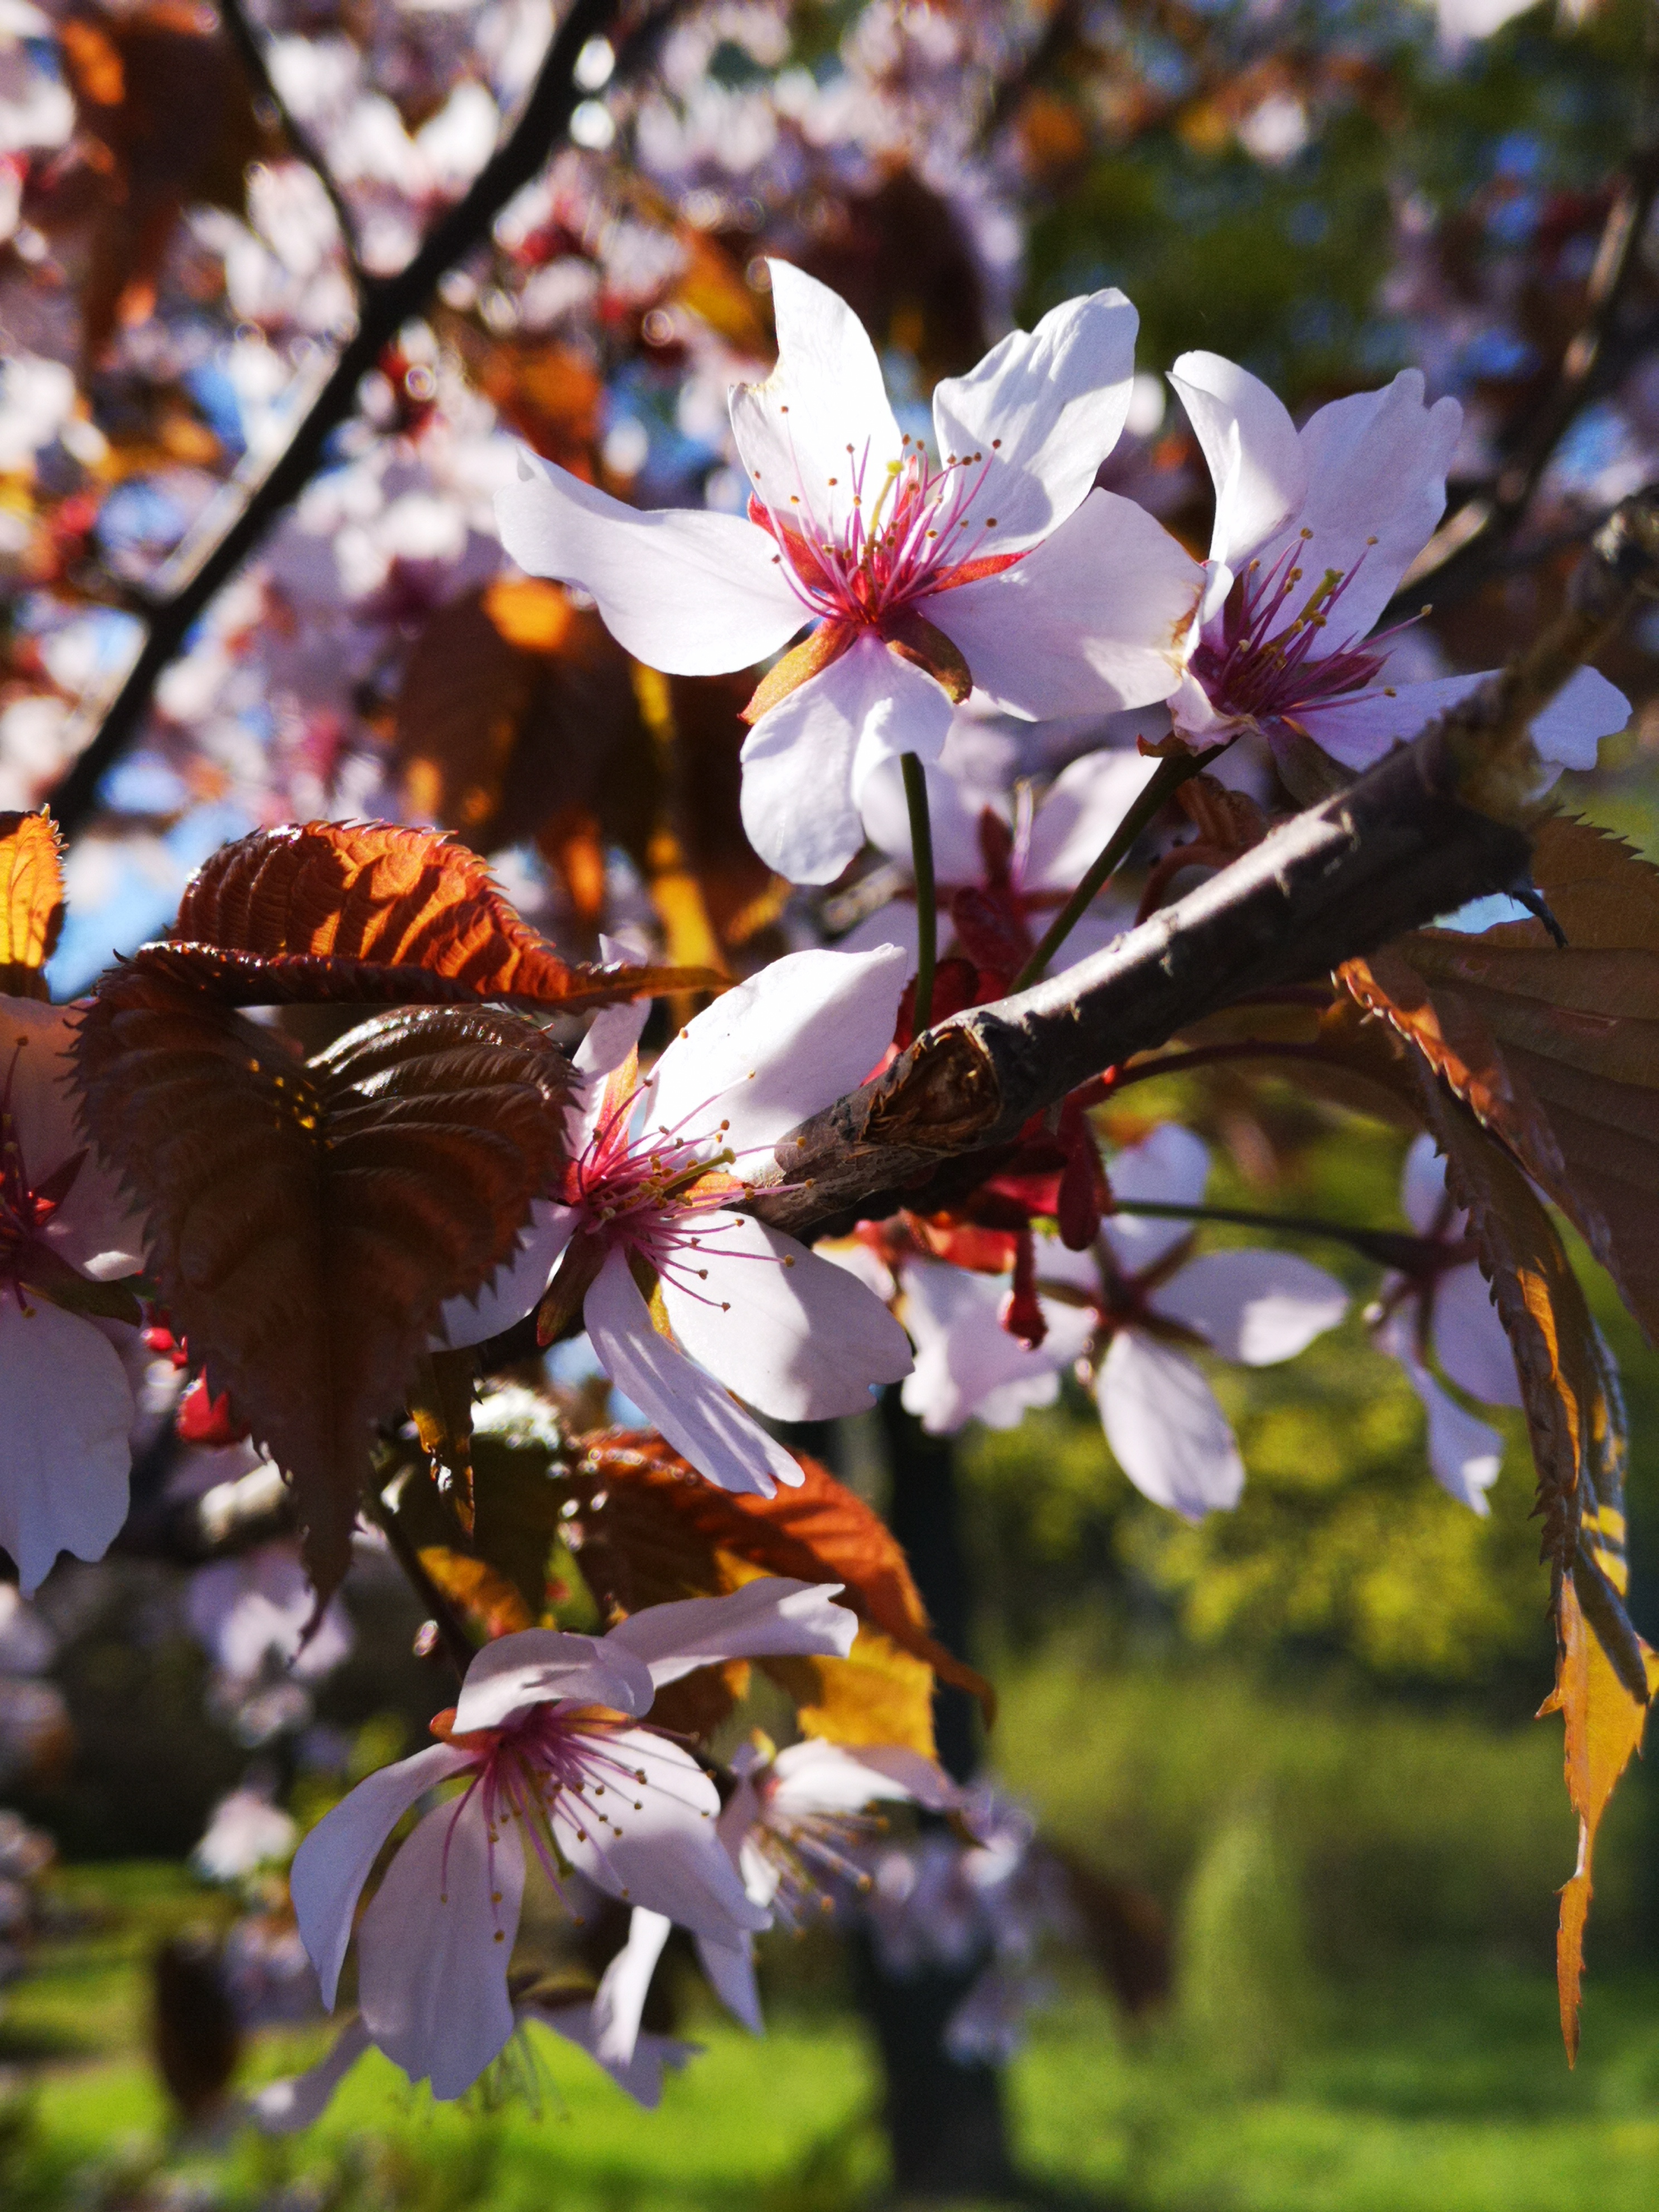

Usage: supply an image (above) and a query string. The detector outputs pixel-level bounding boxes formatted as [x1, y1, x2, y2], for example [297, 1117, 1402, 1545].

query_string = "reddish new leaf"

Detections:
[133, 821, 715, 1008]
[0, 811, 64, 998]
[1341, 817, 1659, 1342]
[74, 973, 573, 1599]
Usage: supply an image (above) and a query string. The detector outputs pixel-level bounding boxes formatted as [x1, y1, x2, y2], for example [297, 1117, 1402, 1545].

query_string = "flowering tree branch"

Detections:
[749, 487, 1659, 1242]
[45, 0, 630, 840]
[215, 0, 366, 279]
[1394, 29, 1659, 618]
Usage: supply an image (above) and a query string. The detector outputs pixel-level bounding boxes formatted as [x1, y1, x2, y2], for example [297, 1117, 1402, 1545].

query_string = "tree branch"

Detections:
[46, 0, 629, 840]
[1388, 27, 1659, 620]
[216, 0, 365, 277]
[747, 487, 1659, 1243]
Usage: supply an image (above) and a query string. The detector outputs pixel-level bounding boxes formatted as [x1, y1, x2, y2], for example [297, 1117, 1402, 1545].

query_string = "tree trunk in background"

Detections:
[859, 1391, 1017, 2201]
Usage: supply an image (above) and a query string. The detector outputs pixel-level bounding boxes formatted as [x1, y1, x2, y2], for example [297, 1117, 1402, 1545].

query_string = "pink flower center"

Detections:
[561, 1075, 788, 1316]
[751, 1777, 881, 1926]
[750, 432, 1015, 632]
[436, 1706, 671, 1933]
[1191, 533, 1398, 730]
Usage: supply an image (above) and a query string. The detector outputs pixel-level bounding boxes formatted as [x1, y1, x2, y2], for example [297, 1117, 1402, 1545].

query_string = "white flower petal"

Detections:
[593, 1906, 671, 2068]
[452, 1628, 654, 1734]
[932, 491, 1199, 718]
[648, 940, 907, 1161]
[1097, 1330, 1244, 1518]
[1432, 1262, 1522, 1409]
[930, 289, 1138, 552]
[696, 1929, 764, 2034]
[1023, 749, 1163, 892]
[0, 1299, 133, 1595]
[535, 1999, 700, 2108]
[1151, 1249, 1347, 1365]
[290, 1742, 474, 2009]
[1400, 1132, 1449, 1238]
[358, 1794, 524, 2100]
[770, 1739, 961, 1816]
[898, 1260, 1085, 1435]
[556, 1726, 769, 1939]
[438, 1200, 576, 1349]
[1529, 666, 1629, 769]
[662, 1215, 913, 1422]
[496, 459, 802, 675]
[857, 749, 1001, 886]
[250, 2016, 373, 2135]
[1169, 352, 1306, 573]
[583, 1249, 803, 1496]
[1377, 1311, 1503, 1512]
[1102, 1123, 1210, 1274]
[1301, 663, 1627, 775]
[729, 261, 903, 536]
[740, 634, 953, 884]
[1280, 370, 1461, 646]
[605, 1578, 856, 1687]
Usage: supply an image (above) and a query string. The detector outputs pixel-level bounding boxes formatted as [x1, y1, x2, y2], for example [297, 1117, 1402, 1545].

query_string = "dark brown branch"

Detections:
[748, 487, 1659, 1243]
[217, 0, 365, 276]
[1389, 31, 1659, 620]
[46, 0, 629, 840]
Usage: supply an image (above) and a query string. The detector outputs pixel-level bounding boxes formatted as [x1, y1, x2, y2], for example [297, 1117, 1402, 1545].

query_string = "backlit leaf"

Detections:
[418, 1547, 535, 1642]
[0, 811, 64, 998]
[132, 821, 714, 1008]
[74, 973, 573, 1600]
[1424, 1087, 1648, 2056]
[767, 1623, 940, 1757]
[573, 1432, 994, 1721]
[1341, 818, 1659, 1342]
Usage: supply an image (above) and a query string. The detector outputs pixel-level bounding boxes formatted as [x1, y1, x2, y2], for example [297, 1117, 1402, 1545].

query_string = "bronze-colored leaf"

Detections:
[132, 821, 715, 1008]
[574, 1432, 994, 1721]
[767, 1623, 940, 1757]
[0, 811, 64, 998]
[392, 586, 659, 879]
[418, 1546, 535, 1642]
[1423, 1088, 1650, 2055]
[1340, 817, 1659, 1341]
[74, 972, 573, 1599]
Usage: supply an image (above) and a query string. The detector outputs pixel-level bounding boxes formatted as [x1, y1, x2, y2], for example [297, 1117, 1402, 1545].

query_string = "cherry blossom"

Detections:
[900, 1125, 1348, 1519]
[1165, 352, 1629, 776]
[0, 998, 145, 1594]
[594, 1735, 967, 2060]
[1368, 1134, 1522, 1513]
[497, 263, 1201, 883]
[442, 945, 915, 1498]
[289, 1582, 856, 2100]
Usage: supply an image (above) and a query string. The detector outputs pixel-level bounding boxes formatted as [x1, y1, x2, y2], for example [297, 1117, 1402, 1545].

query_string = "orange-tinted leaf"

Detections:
[767, 1623, 939, 1757]
[138, 821, 714, 1008]
[576, 1432, 994, 1721]
[74, 976, 573, 1598]
[1341, 817, 1659, 1342]
[1540, 1578, 1659, 2059]
[418, 1547, 535, 1642]
[0, 811, 64, 998]
[1424, 1088, 1652, 2055]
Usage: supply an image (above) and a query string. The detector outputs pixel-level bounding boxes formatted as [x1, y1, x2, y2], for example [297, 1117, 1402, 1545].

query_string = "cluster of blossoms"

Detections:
[0, 206, 1610, 2124]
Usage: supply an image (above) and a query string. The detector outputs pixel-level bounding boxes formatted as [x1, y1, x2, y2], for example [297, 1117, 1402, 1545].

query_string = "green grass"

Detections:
[7, 1863, 1659, 2210]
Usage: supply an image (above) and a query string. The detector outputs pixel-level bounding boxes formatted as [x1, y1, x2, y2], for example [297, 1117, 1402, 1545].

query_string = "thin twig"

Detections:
[902, 751, 937, 1031]
[217, 0, 365, 277]
[47, 0, 629, 840]
[1011, 748, 1209, 991]
[1108, 1197, 1453, 1274]
[1390, 19, 1659, 620]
